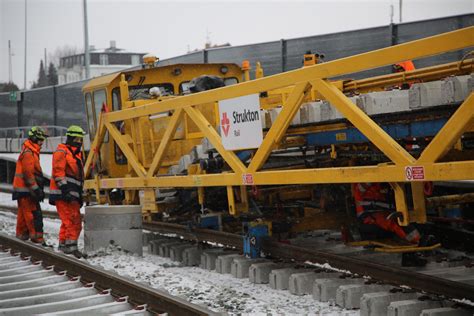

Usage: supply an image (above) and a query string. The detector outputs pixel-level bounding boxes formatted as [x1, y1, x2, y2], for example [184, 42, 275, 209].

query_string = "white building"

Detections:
[58, 41, 146, 85]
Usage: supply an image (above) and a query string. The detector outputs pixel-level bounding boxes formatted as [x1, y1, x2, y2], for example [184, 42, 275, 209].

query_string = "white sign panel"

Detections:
[218, 94, 263, 150]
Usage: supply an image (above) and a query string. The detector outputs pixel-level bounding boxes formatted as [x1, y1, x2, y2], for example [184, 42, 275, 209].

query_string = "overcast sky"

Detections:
[0, 0, 473, 89]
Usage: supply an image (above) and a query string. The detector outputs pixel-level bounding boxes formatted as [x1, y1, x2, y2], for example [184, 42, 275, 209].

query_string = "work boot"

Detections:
[401, 252, 427, 267]
[419, 234, 438, 247]
[41, 241, 53, 248]
[71, 249, 86, 259]
[58, 243, 66, 252]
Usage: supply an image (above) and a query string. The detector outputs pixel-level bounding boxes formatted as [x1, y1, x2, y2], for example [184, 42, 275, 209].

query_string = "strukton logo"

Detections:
[221, 112, 230, 137]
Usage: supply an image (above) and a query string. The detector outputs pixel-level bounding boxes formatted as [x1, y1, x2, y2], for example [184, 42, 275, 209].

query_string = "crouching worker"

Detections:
[13, 127, 48, 244]
[49, 125, 86, 258]
[352, 182, 431, 267]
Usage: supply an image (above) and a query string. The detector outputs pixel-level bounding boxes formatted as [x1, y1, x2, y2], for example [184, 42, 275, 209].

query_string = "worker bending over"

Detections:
[49, 125, 86, 258]
[12, 127, 48, 244]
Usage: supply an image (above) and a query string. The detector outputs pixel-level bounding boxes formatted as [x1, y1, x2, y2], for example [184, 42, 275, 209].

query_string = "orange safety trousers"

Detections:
[16, 197, 44, 242]
[362, 211, 420, 244]
[56, 200, 82, 244]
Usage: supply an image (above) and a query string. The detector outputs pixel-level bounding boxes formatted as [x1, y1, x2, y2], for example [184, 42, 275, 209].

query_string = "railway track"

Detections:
[0, 203, 473, 314]
[0, 232, 214, 315]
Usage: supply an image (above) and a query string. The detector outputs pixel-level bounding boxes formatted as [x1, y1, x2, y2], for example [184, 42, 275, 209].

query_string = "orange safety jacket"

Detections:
[395, 60, 415, 72]
[49, 143, 84, 204]
[352, 183, 392, 218]
[12, 140, 44, 200]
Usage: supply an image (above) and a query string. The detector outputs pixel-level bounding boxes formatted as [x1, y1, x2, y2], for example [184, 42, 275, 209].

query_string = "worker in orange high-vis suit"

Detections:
[393, 60, 416, 89]
[12, 127, 48, 244]
[49, 125, 86, 258]
[352, 182, 430, 267]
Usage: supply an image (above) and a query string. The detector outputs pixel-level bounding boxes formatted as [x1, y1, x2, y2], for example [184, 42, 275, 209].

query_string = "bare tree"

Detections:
[48, 45, 80, 67]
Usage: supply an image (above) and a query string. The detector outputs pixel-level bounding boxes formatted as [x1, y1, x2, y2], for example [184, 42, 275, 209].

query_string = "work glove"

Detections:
[386, 211, 404, 221]
[60, 185, 74, 202]
[32, 188, 45, 202]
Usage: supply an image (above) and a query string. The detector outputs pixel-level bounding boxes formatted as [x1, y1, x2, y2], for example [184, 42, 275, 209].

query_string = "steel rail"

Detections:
[0, 233, 215, 316]
[143, 221, 474, 301]
[1, 205, 473, 300]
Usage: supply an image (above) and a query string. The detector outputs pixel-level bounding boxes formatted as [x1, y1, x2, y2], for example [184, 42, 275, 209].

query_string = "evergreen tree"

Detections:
[47, 62, 58, 85]
[0, 82, 19, 92]
[37, 60, 48, 87]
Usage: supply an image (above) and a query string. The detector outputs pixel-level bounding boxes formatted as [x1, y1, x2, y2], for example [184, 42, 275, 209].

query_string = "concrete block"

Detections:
[321, 101, 343, 121]
[269, 107, 300, 127]
[178, 154, 192, 173]
[409, 81, 443, 109]
[182, 247, 202, 266]
[84, 205, 142, 255]
[167, 165, 179, 175]
[261, 110, 268, 129]
[357, 90, 410, 115]
[289, 272, 341, 296]
[158, 241, 183, 258]
[300, 101, 323, 124]
[169, 244, 194, 262]
[231, 257, 266, 279]
[200, 249, 227, 270]
[388, 299, 442, 316]
[441, 75, 471, 104]
[360, 291, 419, 316]
[249, 262, 286, 284]
[147, 238, 170, 255]
[215, 254, 241, 274]
[336, 284, 392, 309]
[269, 268, 308, 290]
[142, 232, 157, 246]
[420, 307, 472, 316]
[313, 278, 365, 302]
[468, 74, 474, 93]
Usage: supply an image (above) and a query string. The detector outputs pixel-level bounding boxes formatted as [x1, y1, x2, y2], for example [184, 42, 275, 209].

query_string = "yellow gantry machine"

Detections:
[83, 27, 474, 227]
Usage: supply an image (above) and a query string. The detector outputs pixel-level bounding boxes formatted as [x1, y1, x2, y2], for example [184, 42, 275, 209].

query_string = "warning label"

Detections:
[405, 166, 425, 181]
[242, 173, 254, 185]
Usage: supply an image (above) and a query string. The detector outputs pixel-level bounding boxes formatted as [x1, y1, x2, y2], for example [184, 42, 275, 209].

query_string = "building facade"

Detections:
[58, 41, 146, 85]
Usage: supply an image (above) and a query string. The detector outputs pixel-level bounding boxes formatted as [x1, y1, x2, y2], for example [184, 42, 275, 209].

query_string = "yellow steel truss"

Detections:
[84, 26, 474, 224]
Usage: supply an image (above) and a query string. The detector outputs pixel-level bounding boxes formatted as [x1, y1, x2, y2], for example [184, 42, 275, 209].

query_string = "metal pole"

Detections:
[83, 0, 90, 79]
[399, 0, 402, 23]
[23, 0, 27, 90]
[8, 40, 12, 83]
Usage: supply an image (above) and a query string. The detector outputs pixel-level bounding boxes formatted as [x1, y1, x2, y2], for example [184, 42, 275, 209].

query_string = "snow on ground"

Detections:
[0, 209, 358, 315]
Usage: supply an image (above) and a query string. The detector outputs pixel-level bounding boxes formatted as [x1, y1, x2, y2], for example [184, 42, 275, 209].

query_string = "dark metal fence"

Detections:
[1, 13, 472, 130]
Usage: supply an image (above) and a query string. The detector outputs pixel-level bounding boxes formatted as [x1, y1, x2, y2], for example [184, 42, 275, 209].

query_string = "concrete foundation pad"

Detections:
[182, 247, 203, 266]
[231, 257, 267, 279]
[158, 242, 183, 258]
[289, 272, 341, 296]
[84, 205, 142, 255]
[215, 254, 241, 274]
[387, 299, 443, 316]
[169, 244, 194, 262]
[84, 229, 143, 255]
[200, 249, 228, 270]
[336, 284, 392, 309]
[360, 291, 419, 316]
[313, 278, 365, 302]
[420, 307, 472, 316]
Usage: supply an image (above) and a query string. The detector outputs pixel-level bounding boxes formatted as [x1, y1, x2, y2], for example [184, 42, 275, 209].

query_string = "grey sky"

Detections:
[1, 0, 473, 89]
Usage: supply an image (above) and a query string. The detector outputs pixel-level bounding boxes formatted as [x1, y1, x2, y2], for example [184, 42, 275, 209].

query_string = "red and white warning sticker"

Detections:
[405, 166, 425, 181]
[242, 173, 254, 185]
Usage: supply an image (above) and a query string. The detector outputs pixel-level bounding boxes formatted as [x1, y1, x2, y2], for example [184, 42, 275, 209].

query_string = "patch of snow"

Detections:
[0, 192, 85, 214]
[0, 209, 357, 315]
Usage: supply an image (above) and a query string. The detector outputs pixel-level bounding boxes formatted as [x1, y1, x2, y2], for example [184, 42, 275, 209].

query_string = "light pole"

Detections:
[8, 40, 13, 83]
[23, 0, 27, 90]
[83, 0, 90, 79]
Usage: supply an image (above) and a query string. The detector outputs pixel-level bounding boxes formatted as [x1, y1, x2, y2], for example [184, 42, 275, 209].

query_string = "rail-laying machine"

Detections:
[82, 27, 474, 254]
